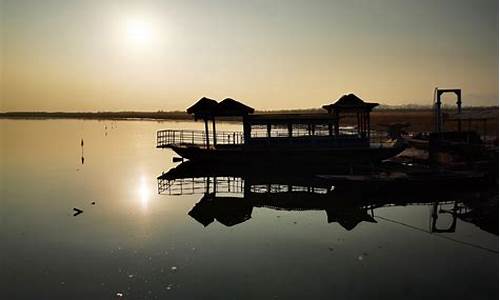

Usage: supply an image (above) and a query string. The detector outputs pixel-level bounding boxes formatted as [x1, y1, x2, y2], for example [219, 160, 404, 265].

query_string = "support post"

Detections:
[204, 119, 210, 148]
[457, 91, 462, 132]
[362, 112, 366, 137]
[435, 93, 442, 133]
[367, 111, 371, 140]
[243, 117, 251, 144]
[334, 111, 340, 136]
[357, 112, 361, 135]
[212, 118, 217, 146]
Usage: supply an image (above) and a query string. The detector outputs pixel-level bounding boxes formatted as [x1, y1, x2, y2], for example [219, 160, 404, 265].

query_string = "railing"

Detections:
[157, 128, 398, 148]
[157, 129, 244, 148]
[249, 125, 361, 138]
[158, 176, 329, 196]
[158, 177, 461, 212]
[158, 177, 244, 195]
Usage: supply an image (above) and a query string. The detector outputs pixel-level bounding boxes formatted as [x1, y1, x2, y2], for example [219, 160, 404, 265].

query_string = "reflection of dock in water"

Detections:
[158, 161, 497, 233]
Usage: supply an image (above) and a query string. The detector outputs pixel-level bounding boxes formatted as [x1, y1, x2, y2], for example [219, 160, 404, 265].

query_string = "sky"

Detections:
[0, 0, 498, 111]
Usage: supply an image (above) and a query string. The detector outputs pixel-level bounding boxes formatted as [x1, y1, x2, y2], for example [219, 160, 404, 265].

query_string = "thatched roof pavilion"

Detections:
[322, 94, 379, 138]
[186, 97, 254, 147]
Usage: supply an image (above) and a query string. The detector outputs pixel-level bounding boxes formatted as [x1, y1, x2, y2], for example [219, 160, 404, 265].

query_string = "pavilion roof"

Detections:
[215, 98, 255, 116]
[322, 94, 379, 113]
[186, 97, 218, 119]
[186, 97, 254, 119]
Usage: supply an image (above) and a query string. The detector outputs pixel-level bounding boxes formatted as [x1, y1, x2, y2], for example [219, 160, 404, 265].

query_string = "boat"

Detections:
[157, 94, 407, 164]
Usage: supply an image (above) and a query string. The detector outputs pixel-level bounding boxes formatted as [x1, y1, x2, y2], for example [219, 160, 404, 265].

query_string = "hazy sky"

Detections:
[1, 0, 498, 111]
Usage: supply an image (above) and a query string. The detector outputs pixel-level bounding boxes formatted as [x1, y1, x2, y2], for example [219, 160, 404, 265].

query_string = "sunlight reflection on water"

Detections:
[138, 175, 151, 212]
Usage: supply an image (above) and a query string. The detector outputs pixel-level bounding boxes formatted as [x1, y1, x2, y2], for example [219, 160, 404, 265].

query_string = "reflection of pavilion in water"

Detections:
[164, 177, 379, 230]
[158, 163, 497, 233]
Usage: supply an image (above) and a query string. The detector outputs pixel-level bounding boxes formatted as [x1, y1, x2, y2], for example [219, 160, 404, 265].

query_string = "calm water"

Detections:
[1, 119, 498, 300]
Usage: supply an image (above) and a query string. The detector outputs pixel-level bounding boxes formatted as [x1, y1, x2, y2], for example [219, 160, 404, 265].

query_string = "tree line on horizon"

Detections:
[0, 104, 497, 120]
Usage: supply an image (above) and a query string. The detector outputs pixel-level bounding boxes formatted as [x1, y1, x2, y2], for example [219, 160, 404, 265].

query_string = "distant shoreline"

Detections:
[1, 106, 497, 121]
[0, 111, 192, 121]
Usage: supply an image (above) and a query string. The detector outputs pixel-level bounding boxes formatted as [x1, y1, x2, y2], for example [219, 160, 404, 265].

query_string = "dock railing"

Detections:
[157, 128, 398, 148]
[157, 129, 244, 148]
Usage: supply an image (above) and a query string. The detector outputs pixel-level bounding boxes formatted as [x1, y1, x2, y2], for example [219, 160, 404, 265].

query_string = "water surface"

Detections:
[1, 119, 497, 299]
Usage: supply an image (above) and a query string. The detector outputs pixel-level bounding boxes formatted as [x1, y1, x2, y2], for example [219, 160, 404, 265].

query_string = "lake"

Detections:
[1, 119, 498, 299]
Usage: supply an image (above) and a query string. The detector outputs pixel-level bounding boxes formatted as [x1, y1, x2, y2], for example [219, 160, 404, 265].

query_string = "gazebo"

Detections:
[322, 94, 379, 139]
[186, 97, 254, 148]
[187, 97, 219, 147]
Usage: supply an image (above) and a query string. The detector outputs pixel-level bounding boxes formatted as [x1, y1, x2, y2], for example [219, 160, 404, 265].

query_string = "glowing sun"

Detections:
[125, 18, 155, 45]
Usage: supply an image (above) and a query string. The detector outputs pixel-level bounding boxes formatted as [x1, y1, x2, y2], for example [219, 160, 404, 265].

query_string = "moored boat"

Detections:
[157, 94, 407, 164]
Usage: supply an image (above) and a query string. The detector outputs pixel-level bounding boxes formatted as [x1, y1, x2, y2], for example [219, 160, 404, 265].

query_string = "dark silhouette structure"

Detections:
[434, 88, 462, 133]
[405, 88, 498, 168]
[157, 94, 406, 164]
[322, 93, 379, 140]
[157, 161, 497, 233]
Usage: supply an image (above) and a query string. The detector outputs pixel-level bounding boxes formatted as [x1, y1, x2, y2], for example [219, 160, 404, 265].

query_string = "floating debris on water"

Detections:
[128, 274, 135, 279]
[171, 266, 177, 271]
[166, 284, 173, 291]
[116, 292, 123, 297]
[73, 208, 83, 216]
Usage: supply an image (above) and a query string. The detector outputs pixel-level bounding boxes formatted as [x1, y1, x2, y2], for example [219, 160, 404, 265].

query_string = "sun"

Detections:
[125, 18, 154, 45]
